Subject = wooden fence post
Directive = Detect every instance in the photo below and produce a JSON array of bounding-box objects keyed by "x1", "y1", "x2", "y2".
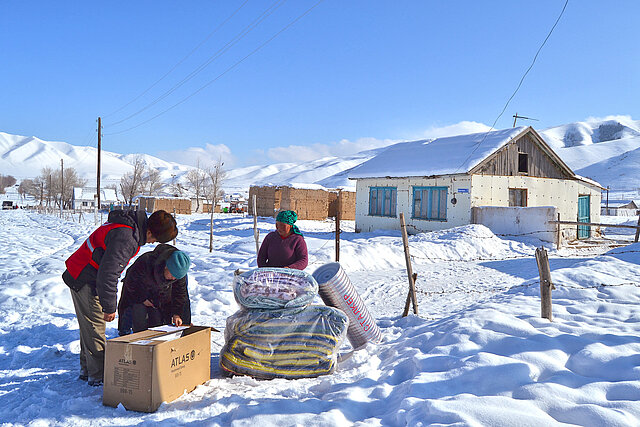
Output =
[
  {"x1": 400, "y1": 213, "x2": 418, "y2": 316},
  {"x1": 335, "y1": 190, "x2": 341, "y2": 262},
  {"x1": 253, "y1": 194, "x2": 260, "y2": 255},
  {"x1": 173, "y1": 207, "x2": 177, "y2": 246},
  {"x1": 535, "y1": 247, "x2": 554, "y2": 321},
  {"x1": 635, "y1": 215, "x2": 640, "y2": 243}
]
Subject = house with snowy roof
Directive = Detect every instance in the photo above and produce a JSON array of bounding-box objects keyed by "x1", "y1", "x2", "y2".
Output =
[
  {"x1": 72, "y1": 187, "x2": 119, "y2": 210},
  {"x1": 601, "y1": 200, "x2": 639, "y2": 216},
  {"x1": 348, "y1": 126, "x2": 603, "y2": 241}
]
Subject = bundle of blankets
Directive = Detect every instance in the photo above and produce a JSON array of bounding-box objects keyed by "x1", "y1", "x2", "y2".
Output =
[{"x1": 220, "y1": 268, "x2": 349, "y2": 379}]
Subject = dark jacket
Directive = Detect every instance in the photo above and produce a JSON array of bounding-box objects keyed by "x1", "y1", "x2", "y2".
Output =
[
  {"x1": 62, "y1": 209, "x2": 148, "y2": 313},
  {"x1": 118, "y1": 244, "x2": 188, "y2": 319}
]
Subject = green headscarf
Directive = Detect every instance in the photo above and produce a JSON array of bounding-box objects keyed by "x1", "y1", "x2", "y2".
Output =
[{"x1": 276, "y1": 210, "x2": 303, "y2": 236}]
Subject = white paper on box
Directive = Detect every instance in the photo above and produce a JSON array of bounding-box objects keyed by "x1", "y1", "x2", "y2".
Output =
[
  {"x1": 152, "y1": 332, "x2": 183, "y2": 342},
  {"x1": 130, "y1": 340, "x2": 154, "y2": 345},
  {"x1": 149, "y1": 325, "x2": 189, "y2": 332}
]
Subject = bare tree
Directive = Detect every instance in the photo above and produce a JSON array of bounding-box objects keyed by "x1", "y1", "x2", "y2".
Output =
[
  {"x1": 185, "y1": 160, "x2": 206, "y2": 213},
  {"x1": 142, "y1": 166, "x2": 163, "y2": 196},
  {"x1": 205, "y1": 158, "x2": 226, "y2": 252},
  {"x1": 50, "y1": 167, "x2": 86, "y2": 209},
  {"x1": 18, "y1": 179, "x2": 39, "y2": 203},
  {"x1": 0, "y1": 175, "x2": 17, "y2": 194},
  {"x1": 37, "y1": 167, "x2": 55, "y2": 207},
  {"x1": 120, "y1": 156, "x2": 145, "y2": 206}
]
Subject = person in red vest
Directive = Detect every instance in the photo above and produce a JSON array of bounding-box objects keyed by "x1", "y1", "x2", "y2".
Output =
[{"x1": 62, "y1": 209, "x2": 178, "y2": 386}]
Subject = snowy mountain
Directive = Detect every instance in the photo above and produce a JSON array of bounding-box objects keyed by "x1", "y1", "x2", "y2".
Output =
[
  {"x1": 2, "y1": 115, "x2": 640, "y2": 195},
  {"x1": 0, "y1": 132, "x2": 191, "y2": 187}
]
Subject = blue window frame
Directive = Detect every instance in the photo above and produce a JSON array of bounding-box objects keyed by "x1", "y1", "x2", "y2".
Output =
[
  {"x1": 412, "y1": 186, "x2": 448, "y2": 220},
  {"x1": 369, "y1": 187, "x2": 397, "y2": 217}
]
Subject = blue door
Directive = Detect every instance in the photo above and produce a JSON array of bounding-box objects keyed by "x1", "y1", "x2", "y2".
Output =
[{"x1": 578, "y1": 196, "x2": 591, "y2": 239}]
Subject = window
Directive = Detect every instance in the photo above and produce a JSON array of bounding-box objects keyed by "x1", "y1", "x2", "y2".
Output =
[
  {"x1": 509, "y1": 188, "x2": 527, "y2": 207},
  {"x1": 369, "y1": 187, "x2": 397, "y2": 217},
  {"x1": 518, "y1": 152, "x2": 529, "y2": 173},
  {"x1": 412, "y1": 186, "x2": 447, "y2": 220}
]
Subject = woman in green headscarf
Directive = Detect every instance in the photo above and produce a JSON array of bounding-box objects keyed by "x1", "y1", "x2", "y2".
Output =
[{"x1": 257, "y1": 210, "x2": 308, "y2": 270}]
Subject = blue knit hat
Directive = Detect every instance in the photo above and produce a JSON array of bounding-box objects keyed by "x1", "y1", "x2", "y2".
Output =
[{"x1": 166, "y1": 250, "x2": 191, "y2": 279}]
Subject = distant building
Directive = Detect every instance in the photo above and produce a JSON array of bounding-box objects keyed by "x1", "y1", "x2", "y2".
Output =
[
  {"x1": 72, "y1": 187, "x2": 119, "y2": 210},
  {"x1": 248, "y1": 185, "x2": 355, "y2": 220},
  {"x1": 348, "y1": 127, "x2": 603, "y2": 241},
  {"x1": 601, "y1": 200, "x2": 639, "y2": 216},
  {"x1": 138, "y1": 196, "x2": 191, "y2": 214}
]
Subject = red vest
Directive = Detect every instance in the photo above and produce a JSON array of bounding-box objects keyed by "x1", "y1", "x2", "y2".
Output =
[{"x1": 65, "y1": 222, "x2": 140, "y2": 279}]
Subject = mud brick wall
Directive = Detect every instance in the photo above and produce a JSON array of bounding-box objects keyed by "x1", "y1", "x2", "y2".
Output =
[
  {"x1": 328, "y1": 190, "x2": 356, "y2": 220},
  {"x1": 280, "y1": 187, "x2": 329, "y2": 220},
  {"x1": 249, "y1": 186, "x2": 282, "y2": 217}
]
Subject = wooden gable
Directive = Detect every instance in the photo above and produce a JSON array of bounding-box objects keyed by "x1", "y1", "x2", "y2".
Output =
[{"x1": 469, "y1": 127, "x2": 574, "y2": 179}]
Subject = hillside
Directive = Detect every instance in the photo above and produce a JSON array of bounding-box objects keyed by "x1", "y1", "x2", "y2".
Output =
[{"x1": 2, "y1": 115, "x2": 640, "y2": 196}]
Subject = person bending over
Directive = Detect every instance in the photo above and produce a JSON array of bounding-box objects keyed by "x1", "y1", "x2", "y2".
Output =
[
  {"x1": 118, "y1": 244, "x2": 191, "y2": 334},
  {"x1": 62, "y1": 209, "x2": 178, "y2": 386},
  {"x1": 257, "y1": 210, "x2": 308, "y2": 270}
]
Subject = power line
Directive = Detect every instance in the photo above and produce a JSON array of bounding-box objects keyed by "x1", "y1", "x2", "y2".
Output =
[
  {"x1": 107, "y1": 0, "x2": 287, "y2": 128},
  {"x1": 105, "y1": 0, "x2": 325, "y2": 136},
  {"x1": 103, "y1": 0, "x2": 250, "y2": 120},
  {"x1": 455, "y1": 0, "x2": 569, "y2": 172}
]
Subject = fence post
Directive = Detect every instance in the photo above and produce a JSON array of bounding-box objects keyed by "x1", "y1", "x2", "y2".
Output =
[
  {"x1": 253, "y1": 194, "x2": 260, "y2": 255},
  {"x1": 635, "y1": 215, "x2": 640, "y2": 243},
  {"x1": 335, "y1": 190, "x2": 341, "y2": 262},
  {"x1": 173, "y1": 207, "x2": 177, "y2": 246},
  {"x1": 400, "y1": 213, "x2": 418, "y2": 317},
  {"x1": 535, "y1": 247, "x2": 554, "y2": 321}
]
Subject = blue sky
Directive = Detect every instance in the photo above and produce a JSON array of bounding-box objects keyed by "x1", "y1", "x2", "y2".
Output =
[{"x1": 1, "y1": 1, "x2": 638, "y2": 168}]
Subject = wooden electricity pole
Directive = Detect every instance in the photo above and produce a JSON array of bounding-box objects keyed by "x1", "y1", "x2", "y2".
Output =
[{"x1": 97, "y1": 117, "x2": 102, "y2": 211}]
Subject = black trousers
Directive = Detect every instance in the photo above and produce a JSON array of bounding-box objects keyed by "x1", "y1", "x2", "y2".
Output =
[{"x1": 132, "y1": 303, "x2": 163, "y2": 333}]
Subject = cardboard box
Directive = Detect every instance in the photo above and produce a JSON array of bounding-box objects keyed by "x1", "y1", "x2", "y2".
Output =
[{"x1": 103, "y1": 325, "x2": 211, "y2": 412}]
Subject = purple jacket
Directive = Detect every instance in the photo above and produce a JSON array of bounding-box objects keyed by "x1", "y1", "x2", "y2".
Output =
[{"x1": 257, "y1": 231, "x2": 308, "y2": 270}]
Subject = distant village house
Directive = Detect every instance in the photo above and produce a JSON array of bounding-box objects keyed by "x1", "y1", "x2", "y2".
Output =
[{"x1": 72, "y1": 187, "x2": 119, "y2": 210}]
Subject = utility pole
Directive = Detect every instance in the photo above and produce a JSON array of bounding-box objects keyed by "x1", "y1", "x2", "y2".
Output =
[
  {"x1": 60, "y1": 158, "x2": 64, "y2": 217},
  {"x1": 513, "y1": 113, "x2": 539, "y2": 127},
  {"x1": 97, "y1": 117, "x2": 102, "y2": 212}
]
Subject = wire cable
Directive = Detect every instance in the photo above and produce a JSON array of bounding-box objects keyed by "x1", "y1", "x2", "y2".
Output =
[
  {"x1": 455, "y1": 0, "x2": 569, "y2": 173},
  {"x1": 105, "y1": 0, "x2": 324, "y2": 136},
  {"x1": 107, "y1": 0, "x2": 287, "y2": 128},
  {"x1": 103, "y1": 0, "x2": 250, "y2": 120}
]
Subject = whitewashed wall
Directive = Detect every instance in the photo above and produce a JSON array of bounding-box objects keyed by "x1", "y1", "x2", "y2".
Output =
[
  {"x1": 354, "y1": 175, "x2": 472, "y2": 233},
  {"x1": 471, "y1": 175, "x2": 601, "y2": 239},
  {"x1": 355, "y1": 174, "x2": 601, "y2": 238},
  {"x1": 472, "y1": 206, "x2": 558, "y2": 243}
]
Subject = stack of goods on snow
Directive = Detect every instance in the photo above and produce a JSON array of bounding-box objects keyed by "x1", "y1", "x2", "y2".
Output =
[{"x1": 220, "y1": 268, "x2": 349, "y2": 379}]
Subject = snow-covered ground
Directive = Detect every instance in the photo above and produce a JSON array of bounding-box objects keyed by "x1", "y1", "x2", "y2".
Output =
[{"x1": 1, "y1": 209, "x2": 640, "y2": 426}]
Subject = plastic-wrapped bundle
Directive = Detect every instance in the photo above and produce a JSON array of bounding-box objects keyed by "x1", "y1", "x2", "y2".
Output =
[
  {"x1": 233, "y1": 267, "x2": 318, "y2": 310},
  {"x1": 220, "y1": 305, "x2": 349, "y2": 379}
]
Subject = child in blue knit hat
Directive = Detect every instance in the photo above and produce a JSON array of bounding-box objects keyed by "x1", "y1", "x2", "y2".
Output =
[{"x1": 118, "y1": 244, "x2": 192, "y2": 334}]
